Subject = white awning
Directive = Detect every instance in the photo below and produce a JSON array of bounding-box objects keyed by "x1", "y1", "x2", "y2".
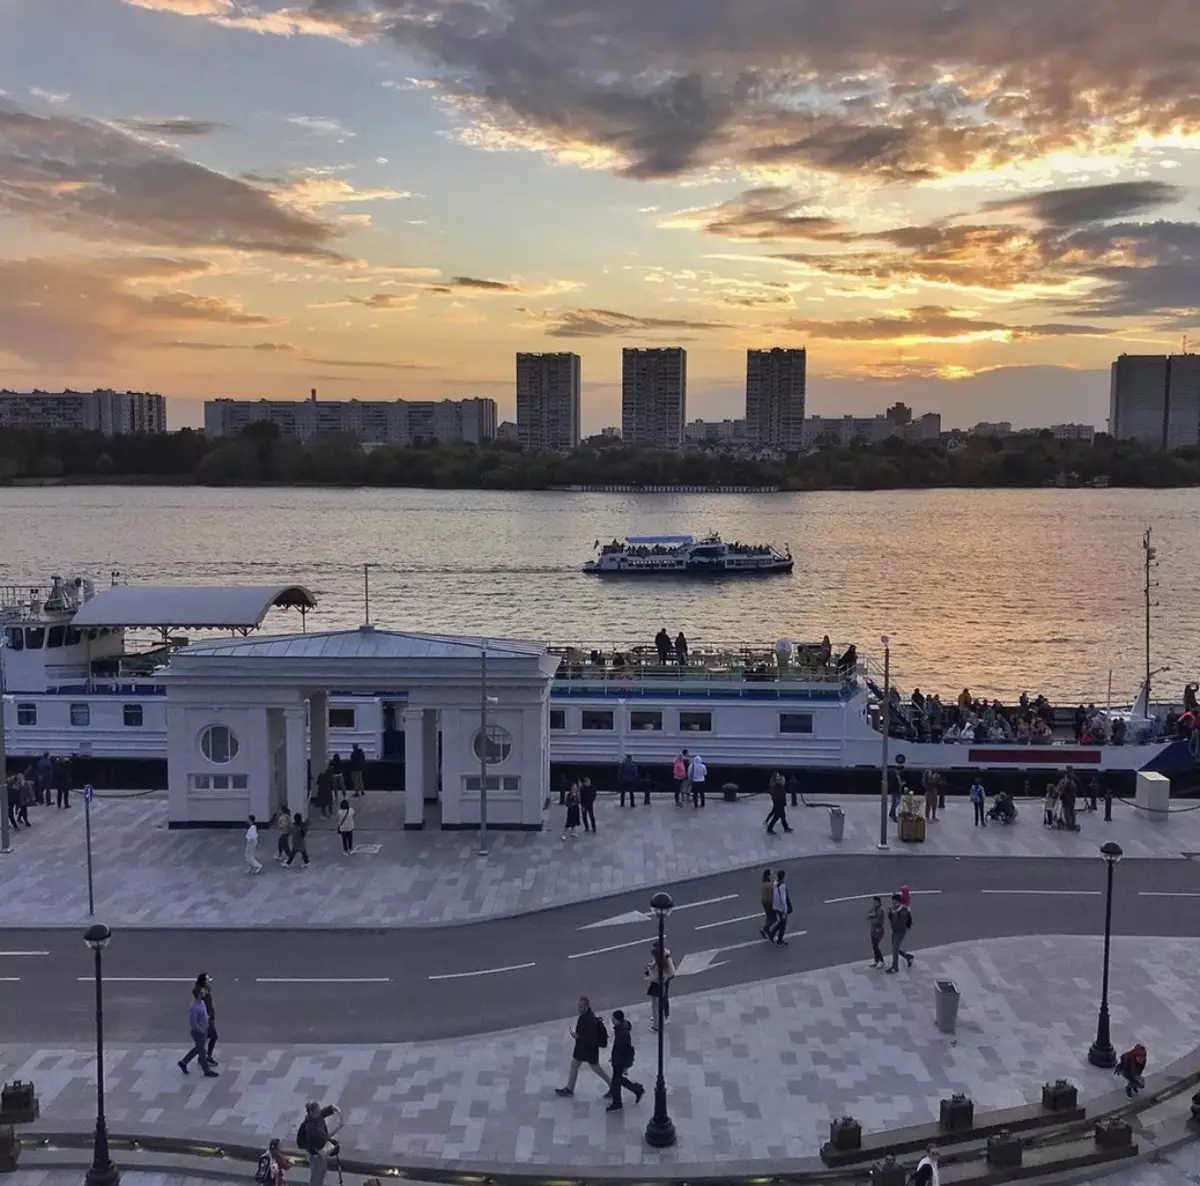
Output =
[{"x1": 70, "y1": 584, "x2": 316, "y2": 630}]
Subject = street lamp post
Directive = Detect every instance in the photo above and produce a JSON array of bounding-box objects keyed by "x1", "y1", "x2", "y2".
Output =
[
  {"x1": 1087, "y1": 841, "x2": 1124, "y2": 1069},
  {"x1": 644, "y1": 891, "x2": 676, "y2": 1149},
  {"x1": 878, "y1": 637, "x2": 890, "y2": 850},
  {"x1": 84, "y1": 923, "x2": 119, "y2": 1186},
  {"x1": 0, "y1": 693, "x2": 11, "y2": 855}
]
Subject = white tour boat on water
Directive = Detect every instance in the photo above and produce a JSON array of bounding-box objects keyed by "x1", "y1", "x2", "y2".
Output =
[
  {"x1": 584, "y1": 534, "x2": 794, "y2": 576},
  {"x1": 0, "y1": 573, "x2": 1194, "y2": 796}
]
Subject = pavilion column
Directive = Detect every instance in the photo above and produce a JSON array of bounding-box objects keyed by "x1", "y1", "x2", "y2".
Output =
[
  {"x1": 309, "y1": 690, "x2": 329, "y2": 799},
  {"x1": 403, "y1": 708, "x2": 425, "y2": 829},
  {"x1": 422, "y1": 709, "x2": 439, "y2": 803},
  {"x1": 284, "y1": 705, "x2": 309, "y2": 817}
]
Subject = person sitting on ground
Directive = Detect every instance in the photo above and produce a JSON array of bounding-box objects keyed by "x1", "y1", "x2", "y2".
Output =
[{"x1": 1116, "y1": 1044, "x2": 1147, "y2": 1097}]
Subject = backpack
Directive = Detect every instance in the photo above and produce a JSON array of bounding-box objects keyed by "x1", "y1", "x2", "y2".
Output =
[
  {"x1": 255, "y1": 1154, "x2": 273, "y2": 1185},
  {"x1": 596, "y1": 1016, "x2": 609, "y2": 1049},
  {"x1": 296, "y1": 1121, "x2": 309, "y2": 1150}
]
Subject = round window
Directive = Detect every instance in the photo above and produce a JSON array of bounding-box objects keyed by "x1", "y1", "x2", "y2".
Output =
[
  {"x1": 471, "y1": 724, "x2": 513, "y2": 765},
  {"x1": 200, "y1": 724, "x2": 239, "y2": 764}
]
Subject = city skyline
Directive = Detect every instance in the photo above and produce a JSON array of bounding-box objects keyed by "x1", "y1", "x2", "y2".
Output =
[{"x1": 1, "y1": 1, "x2": 1199, "y2": 432}]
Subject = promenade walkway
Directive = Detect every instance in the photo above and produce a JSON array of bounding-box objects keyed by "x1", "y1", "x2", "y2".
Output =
[
  {"x1": 4, "y1": 936, "x2": 1198, "y2": 1170},
  {"x1": 0, "y1": 791, "x2": 1197, "y2": 928}
]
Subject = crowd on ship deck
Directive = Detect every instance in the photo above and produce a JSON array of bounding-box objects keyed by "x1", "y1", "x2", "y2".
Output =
[{"x1": 881, "y1": 684, "x2": 1197, "y2": 746}]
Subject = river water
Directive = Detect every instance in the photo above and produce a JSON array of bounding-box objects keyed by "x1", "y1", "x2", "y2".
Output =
[{"x1": 0, "y1": 485, "x2": 1196, "y2": 702}]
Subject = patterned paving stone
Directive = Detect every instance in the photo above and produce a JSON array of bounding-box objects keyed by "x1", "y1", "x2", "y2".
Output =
[
  {"x1": 0, "y1": 791, "x2": 1194, "y2": 928},
  {"x1": 3, "y1": 935, "x2": 1197, "y2": 1169}
]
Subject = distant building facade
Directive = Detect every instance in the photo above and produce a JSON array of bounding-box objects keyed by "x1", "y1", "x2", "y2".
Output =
[
  {"x1": 0, "y1": 389, "x2": 167, "y2": 435},
  {"x1": 907, "y1": 412, "x2": 942, "y2": 441},
  {"x1": 1050, "y1": 423, "x2": 1096, "y2": 442},
  {"x1": 622, "y1": 347, "x2": 686, "y2": 448},
  {"x1": 685, "y1": 418, "x2": 746, "y2": 445},
  {"x1": 970, "y1": 421, "x2": 1013, "y2": 438},
  {"x1": 745, "y1": 347, "x2": 806, "y2": 450},
  {"x1": 515, "y1": 352, "x2": 581, "y2": 452},
  {"x1": 803, "y1": 414, "x2": 897, "y2": 448},
  {"x1": 204, "y1": 392, "x2": 496, "y2": 445},
  {"x1": 1110, "y1": 354, "x2": 1200, "y2": 448}
]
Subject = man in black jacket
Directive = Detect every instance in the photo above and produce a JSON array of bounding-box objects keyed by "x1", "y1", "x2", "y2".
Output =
[
  {"x1": 298, "y1": 1100, "x2": 342, "y2": 1186},
  {"x1": 606, "y1": 1010, "x2": 644, "y2": 1111},
  {"x1": 617, "y1": 755, "x2": 638, "y2": 808},
  {"x1": 765, "y1": 774, "x2": 792, "y2": 834},
  {"x1": 54, "y1": 756, "x2": 73, "y2": 809},
  {"x1": 555, "y1": 997, "x2": 612, "y2": 1098}
]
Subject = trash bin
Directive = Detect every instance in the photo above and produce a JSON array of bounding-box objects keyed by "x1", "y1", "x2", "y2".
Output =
[
  {"x1": 935, "y1": 980, "x2": 960, "y2": 1034},
  {"x1": 829, "y1": 806, "x2": 845, "y2": 842}
]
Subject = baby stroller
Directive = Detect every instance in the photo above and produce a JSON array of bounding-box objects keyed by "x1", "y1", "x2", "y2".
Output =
[{"x1": 987, "y1": 792, "x2": 1017, "y2": 824}]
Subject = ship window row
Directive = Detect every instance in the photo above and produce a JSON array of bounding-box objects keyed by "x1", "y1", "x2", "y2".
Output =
[
  {"x1": 6, "y1": 625, "x2": 109, "y2": 650},
  {"x1": 190, "y1": 773, "x2": 249, "y2": 791},
  {"x1": 551, "y1": 708, "x2": 813, "y2": 735},
  {"x1": 13, "y1": 703, "x2": 146, "y2": 728}
]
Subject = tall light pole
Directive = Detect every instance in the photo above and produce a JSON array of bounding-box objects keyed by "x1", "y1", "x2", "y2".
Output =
[
  {"x1": 1143, "y1": 529, "x2": 1154, "y2": 706},
  {"x1": 479, "y1": 639, "x2": 489, "y2": 856},
  {"x1": 84, "y1": 923, "x2": 119, "y2": 1186},
  {"x1": 644, "y1": 891, "x2": 676, "y2": 1149},
  {"x1": 878, "y1": 636, "x2": 890, "y2": 850},
  {"x1": 1087, "y1": 841, "x2": 1124, "y2": 1068}
]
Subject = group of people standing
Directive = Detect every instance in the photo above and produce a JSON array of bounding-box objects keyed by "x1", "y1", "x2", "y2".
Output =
[
  {"x1": 6, "y1": 751, "x2": 77, "y2": 831},
  {"x1": 654, "y1": 627, "x2": 689, "y2": 666}
]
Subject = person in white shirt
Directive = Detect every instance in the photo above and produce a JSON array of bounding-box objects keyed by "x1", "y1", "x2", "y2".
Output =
[
  {"x1": 914, "y1": 1145, "x2": 939, "y2": 1186},
  {"x1": 244, "y1": 815, "x2": 263, "y2": 875},
  {"x1": 336, "y1": 799, "x2": 355, "y2": 855},
  {"x1": 770, "y1": 869, "x2": 791, "y2": 946},
  {"x1": 688, "y1": 754, "x2": 708, "y2": 808}
]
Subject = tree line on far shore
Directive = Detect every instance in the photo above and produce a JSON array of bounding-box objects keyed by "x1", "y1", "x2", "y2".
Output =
[{"x1": 1, "y1": 421, "x2": 1199, "y2": 491}]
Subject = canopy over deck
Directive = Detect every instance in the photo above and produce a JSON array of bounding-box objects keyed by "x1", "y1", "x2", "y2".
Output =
[
  {"x1": 71, "y1": 584, "x2": 316, "y2": 630},
  {"x1": 623, "y1": 534, "x2": 694, "y2": 545}
]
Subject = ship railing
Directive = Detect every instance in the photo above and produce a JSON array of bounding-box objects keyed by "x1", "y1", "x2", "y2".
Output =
[{"x1": 549, "y1": 642, "x2": 859, "y2": 691}]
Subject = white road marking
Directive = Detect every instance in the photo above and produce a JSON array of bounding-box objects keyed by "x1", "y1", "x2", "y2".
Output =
[
  {"x1": 0, "y1": 977, "x2": 20, "y2": 982},
  {"x1": 578, "y1": 893, "x2": 740, "y2": 931},
  {"x1": 75, "y1": 977, "x2": 195, "y2": 983},
  {"x1": 428, "y1": 962, "x2": 536, "y2": 981},
  {"x1": 1138, "y1": 892, "x2": 1200, "y2": 898},
  {"x1": 675, "y1": 935, "x2": 806, "y2": 977},
  {"x1": 823, "y1": 891, "x2": 943, "y2": 905},
  {"x1": 693, "y1": 913, "x2": 764, "y2": 931},
  {"x1": 980, "y1": 889, "x2": 1100, "y2": 896},
  {"x1": 0, "y1": 951, "x2": 50, "y2": 957},
  {"x1": 568, "y1": 935, "x2": 657, "y2": 960},
  {"x1": 255, "y1": 977, "x2": 391, "y2": 984}
]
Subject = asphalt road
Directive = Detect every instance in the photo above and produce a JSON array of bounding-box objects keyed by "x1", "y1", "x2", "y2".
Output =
[{"x1": 3, "y1": 855, "x2": 1198, "y2": 1045}]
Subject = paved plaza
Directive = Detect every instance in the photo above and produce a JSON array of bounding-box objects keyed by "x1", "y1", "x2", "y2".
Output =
[
  {"x1": 6, "y1": 935, "x2": 1199, "y2": 1169},
  {"x1": 0, "y1": 790, "x2": 1196, "y2": 928}
]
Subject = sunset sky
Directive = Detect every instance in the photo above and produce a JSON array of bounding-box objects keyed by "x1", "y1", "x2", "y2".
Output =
[{"x1": 2, "y1": 0, "x2": 1199, "y2": 431}]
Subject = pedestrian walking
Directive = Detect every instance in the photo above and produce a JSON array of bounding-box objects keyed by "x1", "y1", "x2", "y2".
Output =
[
  {"x1": 15, "y1": 772, "x2": 32, "y2": 827},
  {"x1": 765, "y1": 772, "x2": 792, "y2": 833},
  {"x1": 177, "y1": 985, "x2": 218, "y2": 1077},
  {"x1": 245, "y1": 814, "x2": 263, "y2": 874},
  {"x1": 555, "y1": 996, "x2": 613, "y2": 1097},
  {"x1": 5, "y1": 776, "x2": 19, "y2": 832},
  {"x1": 770, "y1": 869, "x2": 792, "y2": 946},
  {"x1": 349, "y1": 744, "x2": 367, "y2": 797},
  {"x1": 195, "y1": 973, "x2": 219, "y2": 1065},
  {"x1": 886, "y1": 892, "x2": 914, "y2": 973},
  {"x1": 889, "y1": 770, "x2": 903, "y2": 821},
  {"x1": 580, "y1": 776, "x2": 597, "y2": 832},
  {"x1": 617, "y1": 755, "x2": 639, "y2": 808},
  {"x1": 315, "y1": 767, "x2": 334, "y2": 819},
  {"x1": 645, "y1": 942, "x2": 676, "y2": 1030},
  {"x1": 688, "y1": 753, "x2": 707, "y2": 807},
  {"x1": 297, "y1": 1100, "x2": 343, "y2": 1186},
  {"x1": 35, "y1": 752, "x2": 52, "y2": 805},
  {"x1": 54, "y1": 755, "x2": 72, "y2": 809},
  {"x1": 867, "y1": 896, "x2": 886, "y2": 968},
  {"x1": 285, "y1": 813, "x2": 310, "y2": 868},
  {"x1": 562, "y1": 784, "x2": 580, "y2": 841},
  {"x1": 329, "y1": 753, "x2": 347, "y2": 798},
  {"x1": 759, "y1": 867, "x2": 776, "y2": 938},
  {"x1": 969, "y1": 777, "x2": 986, "y2": 828},
  {"x1": 275, "y1": 806, "x2": 292, "y2": 863},
  {"x1": 606, "y1": 1009, "x2": 644, "y2": 1111},
  {"x1": 922, "y1": 769, "x2": 938, "y2": 821},
  {"x1": 336, "y1": 799, "x2": 355, "y2": 854}
]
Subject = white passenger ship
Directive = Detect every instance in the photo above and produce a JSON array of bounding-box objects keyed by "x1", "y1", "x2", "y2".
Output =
[
  {"x1": 584, "y1": 534, "x2": 794, "y2": 575},
  {"x1": 0, "y1": 575, "x2": 1193, "y2": 794}
]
